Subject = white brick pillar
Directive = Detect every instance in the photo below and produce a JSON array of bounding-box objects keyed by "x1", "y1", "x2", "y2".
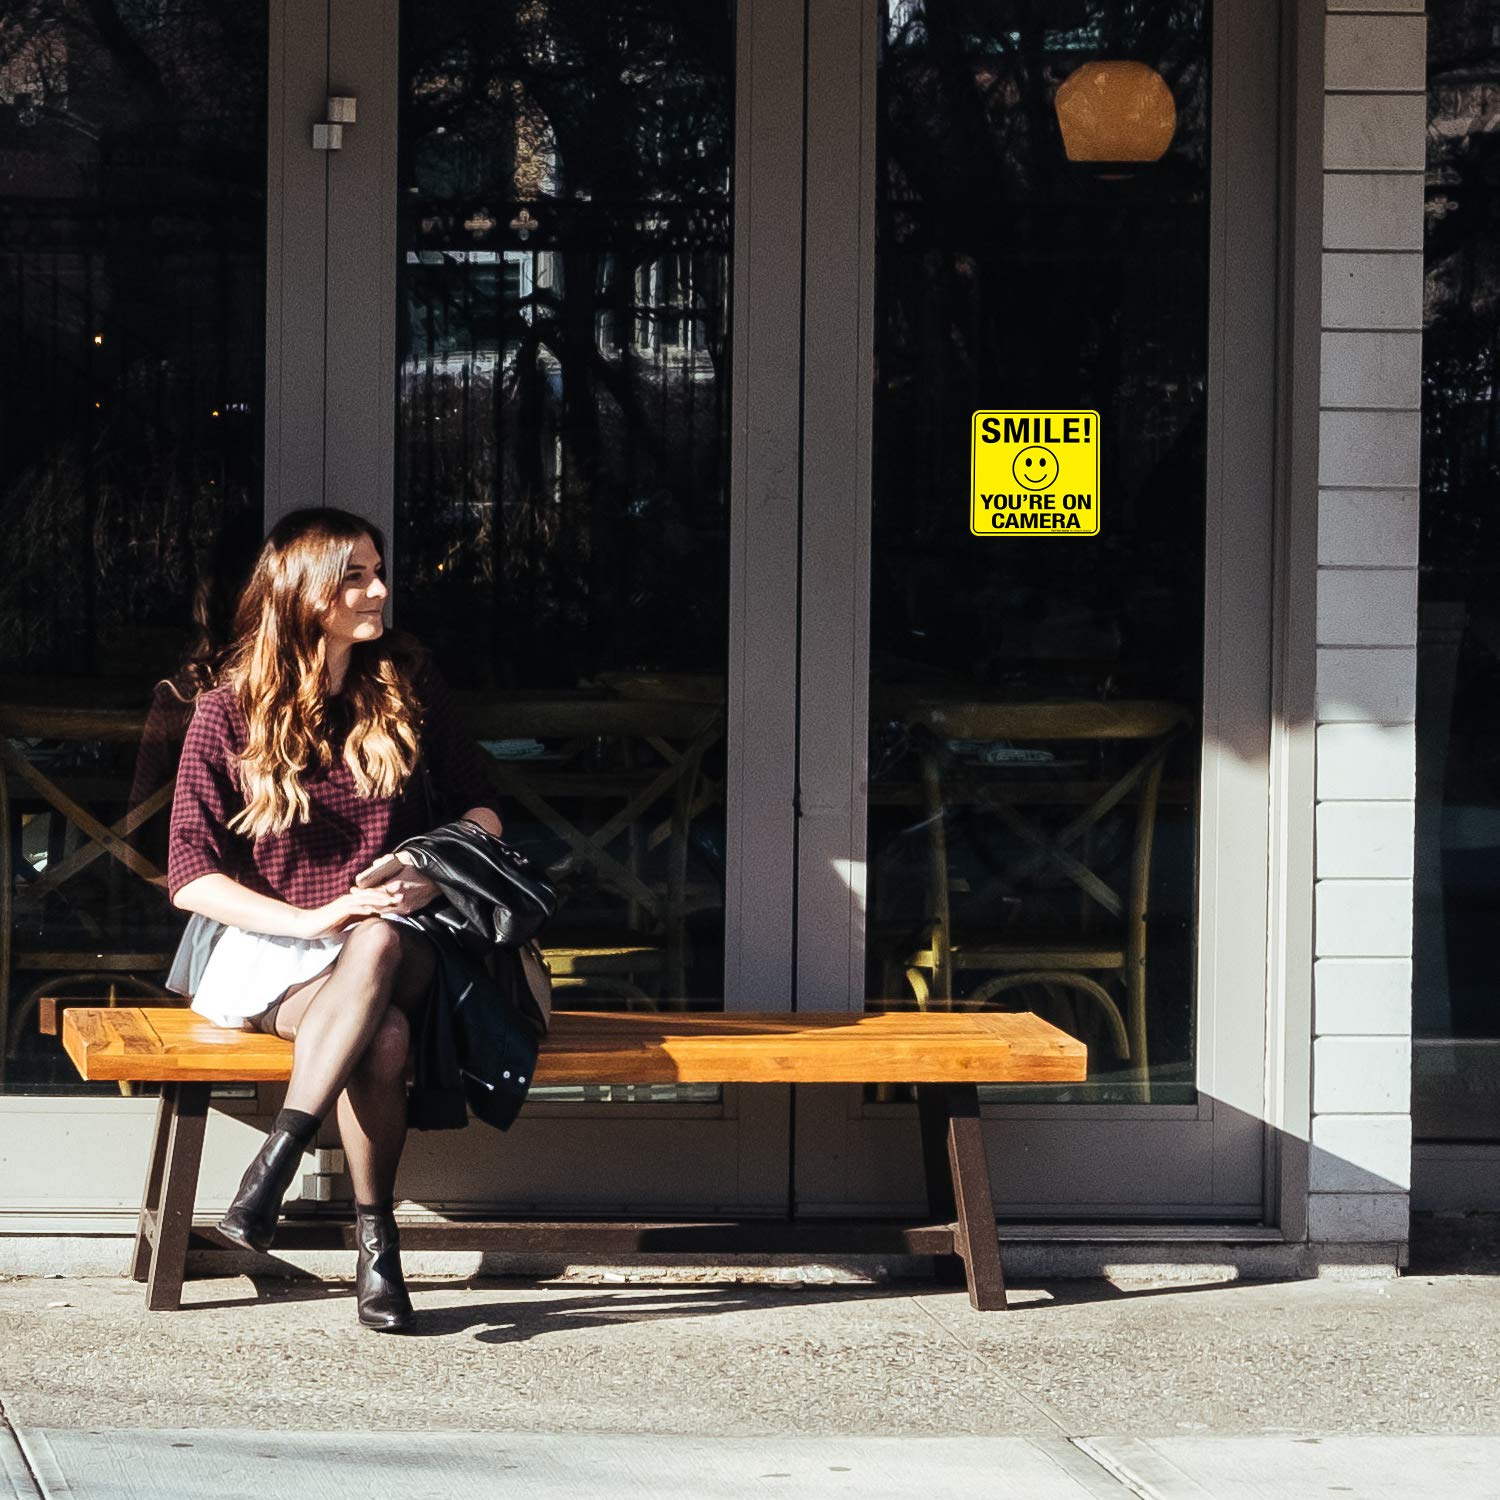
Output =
[{"x1": 1311, "y1": 2, "x2": 1426, "y2": 1251}]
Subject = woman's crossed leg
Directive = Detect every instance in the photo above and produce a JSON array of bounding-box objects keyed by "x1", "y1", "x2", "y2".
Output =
[{"x1": 268, "y1": 919, "x2": 435, "y2": 1204}]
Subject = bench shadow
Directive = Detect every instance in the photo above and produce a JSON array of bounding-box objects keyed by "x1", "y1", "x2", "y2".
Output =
[
  {"x1": 181, "y1": 1272, "x2": 921, "y2": 1333},
  {"x1": 178, "y1": 1266, "x2": 1278, "y2": 1326},
  {"x1": 411, "y1": 1283, "x2": 902, "y2": 1342},
  {"x1": 989, "y1": 1275, "x2": 1300, "y2": 1310}
]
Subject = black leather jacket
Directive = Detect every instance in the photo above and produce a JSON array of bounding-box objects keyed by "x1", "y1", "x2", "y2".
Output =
[{"x1": 387, "y1": 821, "x2": 556, "y2": 1132}]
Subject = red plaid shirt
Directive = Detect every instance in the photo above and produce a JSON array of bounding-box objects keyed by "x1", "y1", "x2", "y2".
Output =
[{"x1": 167, "y1": 667, "x2": 496, "y2": 908}]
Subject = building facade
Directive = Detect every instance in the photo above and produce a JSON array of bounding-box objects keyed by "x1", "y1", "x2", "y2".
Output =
[{"x1": 0, "y1": 0, "x2": 1484, "y2": 1278}]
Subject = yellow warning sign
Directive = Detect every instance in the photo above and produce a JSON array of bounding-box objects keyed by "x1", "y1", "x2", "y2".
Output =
[{"x1": 970, "y1": 410, "x2": 1100, "y2": 536}]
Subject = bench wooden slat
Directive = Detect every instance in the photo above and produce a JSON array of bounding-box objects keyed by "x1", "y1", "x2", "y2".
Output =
[
  {"x1": 61, "y1": 1006, "x2": 1086, "y2": 1086},
  {"x1": 106, "y1": 1009, "x2": 164, "y2": 1055},
  {"x1": 66, "y1": 1009, "x2": 110, "y2": 1056}
]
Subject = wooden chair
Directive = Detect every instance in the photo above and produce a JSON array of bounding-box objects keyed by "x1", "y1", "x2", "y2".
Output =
[
  {"x1": 884, "y1": 699, "x2": 1189, "y2": 1100},
  {"x1": 0, "y1": 701, "x2": 179, "y2": 1086},
  {"x1": 460, "y1": 690, "x2": 726, "y2": 1008}
]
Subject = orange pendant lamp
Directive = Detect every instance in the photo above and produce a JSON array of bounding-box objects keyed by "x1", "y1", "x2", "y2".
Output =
[{"x1": 1054, "y1": 60, "x2": 1177, "y2": 163}]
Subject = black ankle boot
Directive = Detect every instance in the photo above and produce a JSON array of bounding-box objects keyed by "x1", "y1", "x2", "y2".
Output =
[
  {"x1": 216, "y1": 1129, "x2": 304, "y2": 1254},
  {"x1": 354, "y1": 1206, "x2": 413, "y2": 1332}
]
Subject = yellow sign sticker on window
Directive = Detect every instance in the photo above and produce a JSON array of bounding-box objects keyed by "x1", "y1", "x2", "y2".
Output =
[{"x1": 970, "y1": 410, "x2": 1100, "y2": 536}]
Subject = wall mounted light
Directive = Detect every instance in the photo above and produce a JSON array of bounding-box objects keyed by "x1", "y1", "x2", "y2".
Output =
[
  {"x1": 313, "y1": 95, "x2": 357, "y2": 152},
  {"x1": 1054, "y1": 61, "x2": 1177, "y2": 164}
]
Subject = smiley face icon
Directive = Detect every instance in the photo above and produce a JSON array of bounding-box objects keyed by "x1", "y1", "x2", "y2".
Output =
[{"x1": 1012, "y1": 445, "x2": 1060, "y2": 491}]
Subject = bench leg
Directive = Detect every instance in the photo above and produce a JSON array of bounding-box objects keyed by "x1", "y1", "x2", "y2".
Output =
[
  {"x1": 916, "y1": 1085, "x2": 956, "y2": 1217},
  {"x1": 131, "y1": 1087, "x2": 177, "y2": 1281},
  {"x1": 916, "y1": 1084, "x2": 967, "y2": 1288},
  {"x1": 139, "y1": 1083, "x2": 210, "y2": 1311},
  {"x1": 943, "y1": 1084, "x2": 1007, "y2": 1310}
]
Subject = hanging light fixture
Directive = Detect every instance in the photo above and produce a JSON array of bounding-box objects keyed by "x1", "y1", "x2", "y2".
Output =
[{"x1": 1054, "y1": 60, "x2": 1177, "y2": 164}]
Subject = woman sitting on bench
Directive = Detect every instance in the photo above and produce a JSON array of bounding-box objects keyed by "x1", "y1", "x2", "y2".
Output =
[{"x1": 164, "y1": 507, "x2": 501, "y2": 1333}]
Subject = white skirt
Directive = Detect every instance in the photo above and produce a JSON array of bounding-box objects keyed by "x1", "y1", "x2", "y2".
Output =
[{"x1": 166, "y1": 914, "x2": 349, "y2": 1029}]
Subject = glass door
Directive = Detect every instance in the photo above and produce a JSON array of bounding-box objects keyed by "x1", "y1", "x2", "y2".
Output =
[
  {"x1": 315, "y1": 0, "x2": 808, "y2": 1213},
  {"x1": 0, "y1": 0, "x2": 806, "y2": 1224},
  {"x1": 793, "y1": 0, "x2": 1280, "y2": 1220}
]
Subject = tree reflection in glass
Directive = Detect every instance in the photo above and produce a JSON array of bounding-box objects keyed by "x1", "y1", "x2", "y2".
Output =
[{"x1": 396, "y1": 0, "x2": 735, "y2": 1034}]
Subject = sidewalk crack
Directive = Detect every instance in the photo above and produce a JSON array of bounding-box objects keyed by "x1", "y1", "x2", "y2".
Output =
[
  {"x1": 1073, "y1": 1435, "x2": 1217, "y2": 1500},
  {"x1": 907, "y1": 1295, "x2": 1081, "y2": 1440},
  {"x1": 1071, "y1": 1436, "x2": 1163, "y2": 1499},
  {"x1": 0, "y1": 1393, "x2": 45, "y2": 1500}
]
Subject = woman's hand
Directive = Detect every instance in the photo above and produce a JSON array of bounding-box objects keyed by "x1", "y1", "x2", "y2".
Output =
[
  {"x1": 353, "y1": 849, "x2": 441, "y2": 917},
  {"x1": 297, "y1": 886, "x2": 403, "y2": 939}
]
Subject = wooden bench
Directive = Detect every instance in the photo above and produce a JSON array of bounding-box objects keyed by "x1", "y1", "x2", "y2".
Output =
[{"x1": 56, "y1": 1005, "x2": 1086, "y2": 1314}]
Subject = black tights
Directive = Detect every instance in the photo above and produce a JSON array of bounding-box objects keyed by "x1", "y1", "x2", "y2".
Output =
[{"x1": 265, "y1": 921, "x2": 435, "y2": 1205}]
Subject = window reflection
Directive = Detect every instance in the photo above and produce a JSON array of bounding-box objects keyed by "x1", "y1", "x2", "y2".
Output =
[
  {"x1": 1414, "y1": 3, "x2": 1500, "y2": 1140},
  {"x1": 0, "y1": 1, "x2": 267, "y2": 1094}
]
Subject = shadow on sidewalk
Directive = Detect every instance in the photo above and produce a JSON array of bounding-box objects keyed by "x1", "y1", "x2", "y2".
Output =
[
  {"x1": 180, "y1": 1265, "x2": 1305, "y2": 1331},
  {"x1": 181, "y1": 1275, "x2": 926, "y2": 1338},
  {"x1": 995, "y1": 1275, "x2": 1290, "y2": 1310}
]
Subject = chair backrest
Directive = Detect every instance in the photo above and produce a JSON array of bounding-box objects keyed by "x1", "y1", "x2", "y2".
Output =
[
  {"x1": 899, "y1": 698, "x2": 1191, "y2": 958},
  {"x1": 455, "y1": 690, "x2": 728, "y2": 999}
]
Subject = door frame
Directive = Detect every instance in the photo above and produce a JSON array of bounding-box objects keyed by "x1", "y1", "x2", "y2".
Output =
[{"x1": 790, "y1": 0, "x2": 1290, "y2": 1220}]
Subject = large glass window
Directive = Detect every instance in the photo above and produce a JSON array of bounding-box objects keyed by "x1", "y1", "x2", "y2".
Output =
[
  {"x1": 865, "y1": 0, "x2": 1211, "y2": 1103},
  {"x1": 395, "y1": 0, "x2": 736, "y2": 1059},
  {"x1": 0, "y1": 2, "x2": 267, "y2": 1094},
  {"x1": 1415, "y1": 3, "x2": 1500, "y2": 1141}
]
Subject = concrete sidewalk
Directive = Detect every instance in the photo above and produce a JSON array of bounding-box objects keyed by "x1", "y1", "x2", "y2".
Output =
[
  {"x1": 9, "y1": 1426, "x2": 1500, "y2": 1499},
  {"x1": 2, "y1": 1269, "x2": 1499, "y2": 1496}
]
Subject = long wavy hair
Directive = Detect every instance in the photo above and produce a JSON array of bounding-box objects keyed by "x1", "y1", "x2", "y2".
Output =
[{"x1": 222, "y1": 508, "x2": 424, "y2": 839}]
